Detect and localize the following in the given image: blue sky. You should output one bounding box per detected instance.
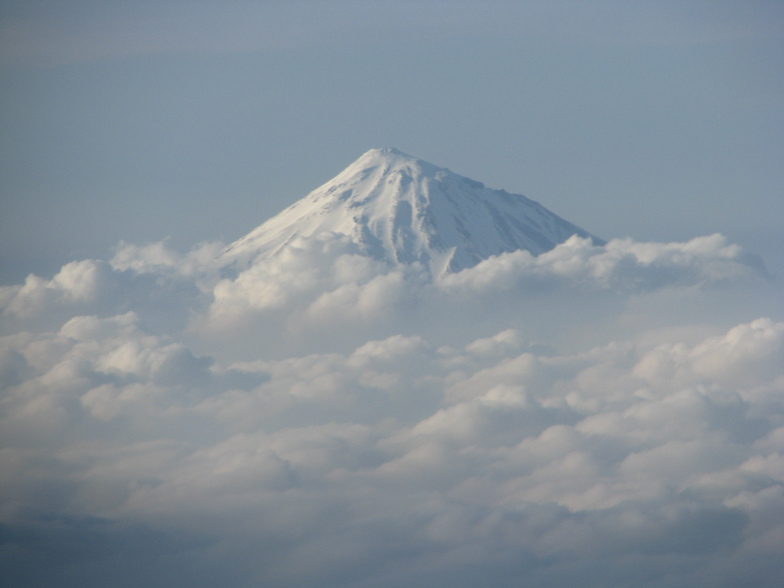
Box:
[1,0,782,282]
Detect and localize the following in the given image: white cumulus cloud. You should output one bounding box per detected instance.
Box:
[1,233,782,587]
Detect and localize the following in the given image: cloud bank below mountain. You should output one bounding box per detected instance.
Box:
[1,227,782,587]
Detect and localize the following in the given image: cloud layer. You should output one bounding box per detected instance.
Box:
[1,233,782,587]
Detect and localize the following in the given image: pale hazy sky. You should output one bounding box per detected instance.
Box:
[1,0,782,282]
[0,1,784,283]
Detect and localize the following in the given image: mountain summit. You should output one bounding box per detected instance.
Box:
[220,148,603,273]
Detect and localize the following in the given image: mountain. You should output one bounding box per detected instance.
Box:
[220,148,603,274]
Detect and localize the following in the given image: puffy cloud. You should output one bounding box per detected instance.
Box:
[1,234,782,587]
[441,233,764,293]
[0,259,116,319]
[0,241,223,337]
[186,232,769,361]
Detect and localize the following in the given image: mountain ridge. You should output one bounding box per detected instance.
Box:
[220,148,604,274]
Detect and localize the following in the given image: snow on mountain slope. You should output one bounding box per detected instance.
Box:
[220,148,604,274]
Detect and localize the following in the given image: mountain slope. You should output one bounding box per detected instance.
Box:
[220,148,603,273]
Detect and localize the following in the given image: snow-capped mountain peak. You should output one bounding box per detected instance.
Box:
[220,148,603,274]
